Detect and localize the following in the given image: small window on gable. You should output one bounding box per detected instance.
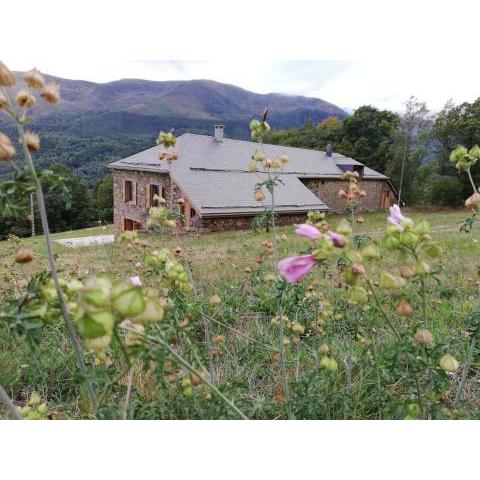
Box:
[125,180,134,203]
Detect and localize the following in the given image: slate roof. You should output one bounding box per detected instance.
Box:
[108,133,388,217]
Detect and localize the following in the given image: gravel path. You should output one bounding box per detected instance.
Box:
[56,234,115,248]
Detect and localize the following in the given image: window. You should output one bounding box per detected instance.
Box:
[190,208,196,218]
[124,180,134,203]
[149,184,161,207]
[124,218,141,231]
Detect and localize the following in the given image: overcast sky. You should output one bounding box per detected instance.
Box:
[7,59,478,114]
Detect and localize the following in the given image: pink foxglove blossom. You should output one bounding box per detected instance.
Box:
[278,255,316,283]
[295,224,321,240]
[327,230,346,248]
[129,276,142,287]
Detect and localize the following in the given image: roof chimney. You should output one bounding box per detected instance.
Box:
[326,142,333,157]
[214,125,224,142]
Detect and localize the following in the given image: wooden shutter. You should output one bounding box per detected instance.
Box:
[145,185,150,208]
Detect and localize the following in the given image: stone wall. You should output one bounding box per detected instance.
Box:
[301,178,395,213]
[113,169,183,236]
[197,212,309,233]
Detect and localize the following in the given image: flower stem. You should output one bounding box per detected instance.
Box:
[454,336,477,406]
[3,86,98,413]
[467,167,478,195]
[0,383,23,420]
[125,326,248,419]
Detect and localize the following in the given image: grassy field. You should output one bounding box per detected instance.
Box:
[1,209,480,419]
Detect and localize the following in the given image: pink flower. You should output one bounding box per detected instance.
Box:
[327,230,346,248]
[295,224,321,240]
[387,204,405,229]
[278,255,316,283]
[129,276,142,287]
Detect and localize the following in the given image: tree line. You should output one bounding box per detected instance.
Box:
[0,164,113,239]
[266,97,480,207]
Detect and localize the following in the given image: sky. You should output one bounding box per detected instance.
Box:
[6,59,478,114]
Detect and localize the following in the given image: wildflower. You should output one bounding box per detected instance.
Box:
[16,89,36,108]
[24,131,40,151]
[414,329,433,344]
[396,299,413,317]
[0,132,15,161]
[387,204,406,229]
[0,62,15,86]
[278,255,316,283]
[327,230,346,248]
[128,276,142,287]
[24,69,45,89]
[40,82,60,104]
[15,247,33,263]
[295,223,321,240]
[439,354,459,372]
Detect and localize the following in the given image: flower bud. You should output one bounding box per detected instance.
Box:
[414,260,430,276]
[24,131,40,151]
[40,82,60,104]
[85,334,112,352]
[336,219,352,236]
[351,263,365,276]
[425,243,442,258]
[348,285,368,304]
[396,299,413,317]
[379,272,405,289]
[414,329,433,344]
[24,69,45,89]
[439,353,459,372]
[0,61,15,86]
[15,247,33,263]
[16,89,36,108]
[362,244,380,260]
[114,287,146,317]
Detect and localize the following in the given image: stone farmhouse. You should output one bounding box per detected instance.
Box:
[108,125,396,235]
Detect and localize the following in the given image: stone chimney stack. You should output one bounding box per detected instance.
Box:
[326,142,333,157]
[214,125,224,142]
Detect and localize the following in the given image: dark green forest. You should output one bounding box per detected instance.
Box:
[1,97,480,239]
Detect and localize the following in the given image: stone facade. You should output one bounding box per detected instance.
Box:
[113,169,184,236]
[113,169,395,236]
[301,178,395,213]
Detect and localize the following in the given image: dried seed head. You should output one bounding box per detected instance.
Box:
[0,92,7,110]
[24,69,45,89]
[0,132,16,161]
[414,329,433,345]
[16,89,36,108]
[24,131,40,151]
[351,263,366,276]
[15,247,33,263]
[396,299,413,317]
[255,188,265,202]
[397,266,413,279]
[465,192,480,210]
[0,62,15,86]
[40,82,60,104]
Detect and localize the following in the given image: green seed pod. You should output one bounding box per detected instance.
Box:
[114,287,146,317]
[348,286,368,305]
[379,272,405,289]
[399,230,418,245]
[134,298,166,324]
[414,260,430,276]
[439,354,459,372]
[362,244,380,260]
[425,243,442,258]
